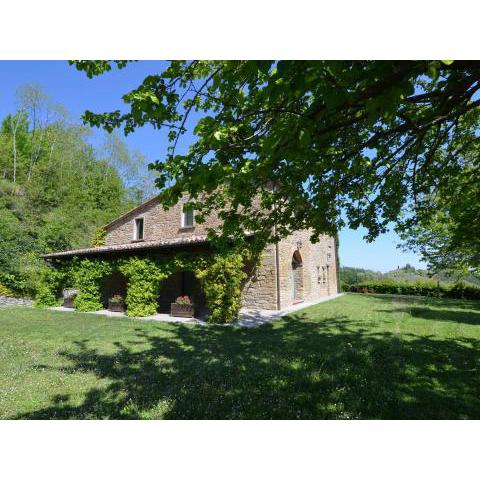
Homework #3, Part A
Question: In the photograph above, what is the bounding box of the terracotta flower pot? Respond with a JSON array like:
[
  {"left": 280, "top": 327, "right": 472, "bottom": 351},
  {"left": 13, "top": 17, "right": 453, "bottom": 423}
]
[{"left": 170, "top": 303, "right": 194, "bottom": 318}]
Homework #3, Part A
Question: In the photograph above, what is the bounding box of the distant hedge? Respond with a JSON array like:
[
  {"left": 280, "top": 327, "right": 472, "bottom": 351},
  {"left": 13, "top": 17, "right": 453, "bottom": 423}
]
[{"left": 346, "top": 279, "right": 480, "bottom": 300}]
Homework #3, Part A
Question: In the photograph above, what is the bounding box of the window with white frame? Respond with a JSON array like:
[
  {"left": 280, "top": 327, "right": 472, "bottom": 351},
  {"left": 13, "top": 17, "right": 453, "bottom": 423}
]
[
  {"left": 134, "top": 217, "right": 144, "bottom": 240},
  {"left": 182, "top": 206, "right": 194, "bottom": 227}
]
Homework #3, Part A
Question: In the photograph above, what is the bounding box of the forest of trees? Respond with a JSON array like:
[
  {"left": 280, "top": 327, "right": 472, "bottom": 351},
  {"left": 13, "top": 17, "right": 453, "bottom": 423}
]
[{"left": 0, "top": 84, "right": 157, "bottom": 296}]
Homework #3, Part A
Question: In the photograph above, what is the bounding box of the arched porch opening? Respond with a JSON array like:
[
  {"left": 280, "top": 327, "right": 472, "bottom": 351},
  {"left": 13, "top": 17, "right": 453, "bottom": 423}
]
[
  {"left": 157, "top": 270, "right": 208, "bottom": 318},
  {"left": 102, "top": 270, "right": 128, "bottom": 308}
]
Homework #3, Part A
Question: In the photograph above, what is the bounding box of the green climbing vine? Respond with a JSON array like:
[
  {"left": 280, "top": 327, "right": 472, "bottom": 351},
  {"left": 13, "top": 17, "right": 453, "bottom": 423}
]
[
  {"left": 72, "top": 258, "right": 113, "bottom": 311},
  {"left": 35, "top": 261, "right": 72, "bottom": 307},
  {"left": 35, "top": 245, "right": 260, "bottom": 323},
  {"left": 118, "top": 257, "right": 166, "bottom": 317},
  {"left": 196, "top": 251, "right": 247, "bottom": 324}
]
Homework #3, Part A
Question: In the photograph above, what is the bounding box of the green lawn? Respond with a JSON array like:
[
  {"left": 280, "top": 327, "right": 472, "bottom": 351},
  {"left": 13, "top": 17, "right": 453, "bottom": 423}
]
[{"left": 1, "top": 293, "right": 479, "bottom": 419}]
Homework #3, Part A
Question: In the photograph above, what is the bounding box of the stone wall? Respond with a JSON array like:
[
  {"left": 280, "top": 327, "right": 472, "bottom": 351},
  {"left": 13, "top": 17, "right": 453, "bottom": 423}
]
[
  {"left": 240, "top": 230, "right": 338, "bottom": 311},
  {"left": 277, "top": 230, "right": 338, "bottom": 308},
  {"left": 241, "top": 244, "right": 278, "bottom": 310},
  {"left": 105, "top": 194, "right": 338, "bottom": 311},
  {"left": 0, "top": 296, "right": 34, "bottom": 307},
  {"left": 106, "top": 195, "right": 223, "bottom": 246}
]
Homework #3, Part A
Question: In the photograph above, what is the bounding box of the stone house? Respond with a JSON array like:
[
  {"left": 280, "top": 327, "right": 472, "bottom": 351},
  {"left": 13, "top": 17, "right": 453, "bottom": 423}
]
[{"left": 44, "top": 194, "right": 339, "bottom": 315}]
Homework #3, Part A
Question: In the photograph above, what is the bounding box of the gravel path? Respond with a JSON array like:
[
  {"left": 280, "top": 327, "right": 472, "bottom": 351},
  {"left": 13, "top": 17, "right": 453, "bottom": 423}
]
[
  {"left": 48, "top": 293, "right": 344, "bottom": 328},
  {"left": 0, "top": 296, "right": 34, "bottom": 307}
]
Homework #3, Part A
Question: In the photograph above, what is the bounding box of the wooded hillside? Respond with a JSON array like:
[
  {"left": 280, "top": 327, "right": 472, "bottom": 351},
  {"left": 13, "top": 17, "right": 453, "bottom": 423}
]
[{"left": 0, "top": 85, "right": 155, "bottom": 295}]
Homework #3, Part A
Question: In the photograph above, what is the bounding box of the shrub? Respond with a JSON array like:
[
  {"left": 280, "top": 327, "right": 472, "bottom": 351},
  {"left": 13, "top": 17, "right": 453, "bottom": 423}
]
[
  {"left": 0, "top": 283, "right": 14, "bottom": 297},
  {"left": 349, "top": 278, "right": 480, "bottom": 300},
  {"left": 444, "top": 282, "right": 480, "bottom": 300},
  {"left": 0, "top": 272, "right": 31, "bottom": 297},
  {"left": 197, "top": 252, "right": 246, "bottom": 324},
  {"left": 35, "top": 265, "right": 69, "bottom": 307}
]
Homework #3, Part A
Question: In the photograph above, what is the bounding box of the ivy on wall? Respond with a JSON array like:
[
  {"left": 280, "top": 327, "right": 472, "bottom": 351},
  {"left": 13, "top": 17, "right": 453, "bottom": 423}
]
[
  {"left": 35, "top": 261, "right": 72, "bottom": 307},
  {"left": 72, "top": 258, "right": 113, "bottom": 312},
  {"left": 35, "top": 247, "right": 255, "bottom": 323},
  {"left": 118, "top": 258, "right": 166, "bottom": 317}
]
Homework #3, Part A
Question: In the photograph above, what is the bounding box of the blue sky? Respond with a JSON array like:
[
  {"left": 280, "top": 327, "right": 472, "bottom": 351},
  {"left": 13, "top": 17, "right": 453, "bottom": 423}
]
[{"left": 0, "top": 60, "right": 425, "bottom": 272}]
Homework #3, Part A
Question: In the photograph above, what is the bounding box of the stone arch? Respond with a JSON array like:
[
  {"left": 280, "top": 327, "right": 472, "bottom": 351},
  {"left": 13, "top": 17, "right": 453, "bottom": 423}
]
[
  {"left": 291, "top": 249, "right": 304, "bottom": 302},
  {"left": 102, "top": 270, "right": 128, "bottom": 308},
  {"left": 157, "top": 269, "right": 208, "bottom": 318},
  {"left": 292, "top": 249, "right": 303, "bottom": 265}
]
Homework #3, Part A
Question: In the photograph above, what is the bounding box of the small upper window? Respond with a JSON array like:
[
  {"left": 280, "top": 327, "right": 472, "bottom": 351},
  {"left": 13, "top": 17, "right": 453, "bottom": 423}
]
[
  {"left": 134, "top": 217, "right": 144, "bottom": 240},
  {"left": 182, "top": 207, "right": 194, "bottom": 228}
]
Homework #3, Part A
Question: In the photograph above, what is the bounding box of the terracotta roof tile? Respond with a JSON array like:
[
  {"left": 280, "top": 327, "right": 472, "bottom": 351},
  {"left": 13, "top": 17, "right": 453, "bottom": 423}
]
[{"left": 43, "top": 235, "right": 210, "bottom": 259}]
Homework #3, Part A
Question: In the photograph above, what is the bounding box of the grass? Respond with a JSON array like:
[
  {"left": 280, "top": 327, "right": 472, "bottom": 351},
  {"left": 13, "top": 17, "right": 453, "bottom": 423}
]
[{"left": 1, "top": 293, "right": 479, "bottom": 419}]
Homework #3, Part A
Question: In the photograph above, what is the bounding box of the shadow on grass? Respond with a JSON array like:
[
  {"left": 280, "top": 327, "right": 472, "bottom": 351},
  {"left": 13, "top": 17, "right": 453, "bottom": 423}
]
[
  {"left": 373, "top": 306, "right": 480, "bottom": 326},
  {"left": 17, "top": 298, "right": 480, "bottom": 419},
  {"left": 367, "top": 293, "right": 480, "bottom": 310},
  {"left": 411, "top": 308, "right": 480, "bottom": 326},
  {"left": 368, "top": 293, "right": 480, "bottom": 326}
]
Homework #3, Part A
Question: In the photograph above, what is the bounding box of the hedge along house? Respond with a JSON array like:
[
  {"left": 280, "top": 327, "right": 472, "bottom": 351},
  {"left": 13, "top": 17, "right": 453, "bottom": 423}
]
[{"left": 41, "top": 193, "right": 340, "bottom": 323}]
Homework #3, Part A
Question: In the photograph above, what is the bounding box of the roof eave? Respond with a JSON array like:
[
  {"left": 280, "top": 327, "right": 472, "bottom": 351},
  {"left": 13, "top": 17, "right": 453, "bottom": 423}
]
[{"left": 42, "top": 237, "right": 210, "bottom": 260}]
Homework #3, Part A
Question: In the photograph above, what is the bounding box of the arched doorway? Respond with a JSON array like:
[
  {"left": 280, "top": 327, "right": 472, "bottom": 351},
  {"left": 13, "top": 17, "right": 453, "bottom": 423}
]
[
  {"left": 102, "top": 271, "right": 128, "bottom": 308},
  {"left": 291, "top": 250, "right": 304, "bottom": 303},
  {"left": 157, "top": 270, "right": 208, "bottom": 318}
]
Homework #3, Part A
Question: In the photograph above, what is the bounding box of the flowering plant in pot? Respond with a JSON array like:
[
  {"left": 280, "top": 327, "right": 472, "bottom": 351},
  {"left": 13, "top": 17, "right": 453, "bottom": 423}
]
[
  {"left": 171, "top": 295, "right": 194, "bottom": 317},
  {"left": 108, "top": 294, "right": 125, "bottom": 312}
]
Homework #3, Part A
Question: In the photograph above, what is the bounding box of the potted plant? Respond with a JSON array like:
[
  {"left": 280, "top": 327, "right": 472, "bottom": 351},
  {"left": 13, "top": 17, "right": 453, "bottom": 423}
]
[
  {"left": 171, "top": 295, "right": 194, "bottom": 317},
  {"left": 62, "top": 288, "right": 78, "bottom": 309},
  {"left": 108, "top": 294, "right": 125, "bottom": 312}
]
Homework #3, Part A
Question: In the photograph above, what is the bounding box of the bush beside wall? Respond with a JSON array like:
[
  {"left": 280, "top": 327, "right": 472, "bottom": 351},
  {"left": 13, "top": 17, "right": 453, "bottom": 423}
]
[
  {"left": 35, "top": 264, "right": 70, "bottom": 307},
  {"left": 0, "top": 283, "right": 15, "bottom": 297},
  {"left": 196, "top": 252, "right": 246, "bottom": 324}
]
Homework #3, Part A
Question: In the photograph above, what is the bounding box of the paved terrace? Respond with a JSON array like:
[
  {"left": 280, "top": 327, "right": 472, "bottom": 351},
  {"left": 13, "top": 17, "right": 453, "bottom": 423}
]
[{"left": 48, "top": 293, "right": 343, "bottom": 328}]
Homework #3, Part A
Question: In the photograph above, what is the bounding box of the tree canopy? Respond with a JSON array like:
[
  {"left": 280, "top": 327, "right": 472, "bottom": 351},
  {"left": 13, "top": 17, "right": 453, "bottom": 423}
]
[
  {"left": 399, "top": 152, "right": 480, "bottom": 275},
  {"left": 71, "top": 60, "right": 480, "bottom": 271}
]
